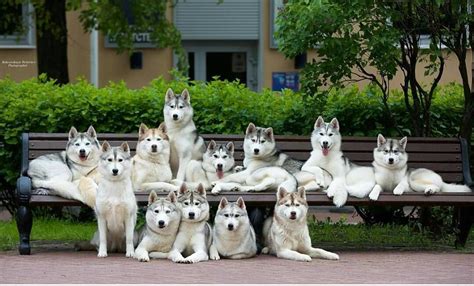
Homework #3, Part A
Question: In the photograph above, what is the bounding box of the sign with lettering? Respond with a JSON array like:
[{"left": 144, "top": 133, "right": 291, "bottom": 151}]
[
  {"left": 104, "top": 32, "right": 157, "bottom": 48},
  {"left": 272, "top": 72, "right": 299, "bottom": 91}
]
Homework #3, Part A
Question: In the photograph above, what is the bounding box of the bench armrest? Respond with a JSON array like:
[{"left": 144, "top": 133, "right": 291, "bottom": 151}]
[
  {"left": 460, "top": 137, "right": 473, "bottom": 187},
  {"left": 16, "top": 176, "right": 32, "bottom": 206}
]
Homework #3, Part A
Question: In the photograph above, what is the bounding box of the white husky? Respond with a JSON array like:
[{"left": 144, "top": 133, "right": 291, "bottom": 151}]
[
  {"left": 134, "top": 191, "right": 180, "bottom": 262},
  {"left": 28, "top": 126, "right": 100, "bottom": 207},
  {"left": 262, "top": 187, "right": 339, "bottom": 262},
  {"left": 92, "top": 141, "right": 137, "bottom": 258},
  {"left": 163, "top": 88, "right": 205, "bottom": 181},
  {"left": 131, "top": 123, "right": 177, "bottom": 192},
  {"left": 185, "top": 140, "right": 236, "bottom": 190},
  {"left": 372, "top": 134, "right": 471, "bottom": 196},
  {"left": 209, "top": 197, "right": 257, "bottom": 260},
  {"left": 168, "top": 183, "right": 212, "bottom": 264}
]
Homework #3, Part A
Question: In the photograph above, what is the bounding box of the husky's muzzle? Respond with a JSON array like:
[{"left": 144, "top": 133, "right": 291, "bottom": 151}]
[
  {"left": 79, "top": 149, "right": 88, "bottom": 160},
  {"left": 227, "top": 223, "right": 234, "bottom": 231}
]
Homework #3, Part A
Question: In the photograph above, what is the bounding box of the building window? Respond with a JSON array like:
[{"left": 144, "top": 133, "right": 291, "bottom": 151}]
[{"left": 0, "top": 3, "right": 35, "bottom": 48}]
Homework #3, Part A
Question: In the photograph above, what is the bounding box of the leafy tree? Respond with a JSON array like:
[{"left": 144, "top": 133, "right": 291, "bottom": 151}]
[
  {"left": 275, "top": 0, "right": 448, "bottom": 137},
  {"left": 1, "top": 0, "right": 187, "bottom": 84}
]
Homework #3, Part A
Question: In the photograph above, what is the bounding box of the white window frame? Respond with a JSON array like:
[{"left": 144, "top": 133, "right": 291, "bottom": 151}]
[{"left": 0, "top": 4, "right": 35, "bottom": 49}]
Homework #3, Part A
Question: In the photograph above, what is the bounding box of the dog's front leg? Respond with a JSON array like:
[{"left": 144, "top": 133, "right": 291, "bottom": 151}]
[
  {"left": 182, "top": 235, "right": 209, "bottom": 264},
  {"left": 368, "top": 184, "right": 382, "bottom": 201},
  {"left": 393, "top": 179, "right": 409, "bottom": 195},
  {"left": 97, "top": 216, "right": 108, "bottom": 258},
  {"left": 148, "top": 251, "right": 169, "bottom": 259},
  {"left": 124, "top": 214, "right": 136, "bottom": 258},
  {"left": 276, "top": 248, "right": 312, "bottom": 262},
  {"left": 168, "top": 248, "right": 186, "bottom": 263},
  {"left": 134, "top": 237, "right": 152, "bottom": 262},
  {"left": 209, "top": 244, "right": 220, "bottom": 260},
  {"left": 327, "top": 178, "right": 348, "bottom": 207},
  {"left": 304, "top": 247, "right": 339, "bottom": 260},
  {"left": 176, "top": 153, "right": 192, "bottom": 181}
]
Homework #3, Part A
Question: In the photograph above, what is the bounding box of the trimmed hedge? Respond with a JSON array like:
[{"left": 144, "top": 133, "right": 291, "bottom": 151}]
[{"left": 0, "top": 76, "right": 466, "bottom": 190}]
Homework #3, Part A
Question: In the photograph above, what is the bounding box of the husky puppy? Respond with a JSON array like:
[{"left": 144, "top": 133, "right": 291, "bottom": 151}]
[
  {"left": 185, "top": 140, "right": 236, "bottom": 190},
  {"left": 211, "top": 123, "right": 297, "bottom": 193},
  {"left": 372, "top": 134, "right": 471, "bottom": 196},
  {"left": 209, "top": 197, "right": 257, "bottom": 260},
  {"left": 163, "top": 88, "right": 206, "bottom": 181},
  {"left": 134, "top": 191, "right": 181, "bottom": 262},
  {"left": 262, "top": 187, "right": 339, "bottom": 262},
  {"left": 92, "top": 141, "right": 137, "bottom": 258},
  {"left": 131, "top": 123, "right": 177, "bottom": 192},
  {"left": 27, "top": 126, "right": 100, "bottom": 206},
  {"left": 168, "top": 183, "right": 212, "bottom": 264}
]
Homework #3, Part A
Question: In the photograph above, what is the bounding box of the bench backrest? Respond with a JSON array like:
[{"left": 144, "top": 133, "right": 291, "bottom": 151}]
[{"left": 22, "top": 133, "right": 469, "bottom": 184}]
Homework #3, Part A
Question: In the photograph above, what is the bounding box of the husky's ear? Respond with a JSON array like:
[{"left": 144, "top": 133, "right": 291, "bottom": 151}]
[
  {"left": 207, "top": 140, "right": 217, "bottom": 151},
  {"left": 179, "top": 183, "right": 188, "bottom": 196},
  {"left": 399, "top": 136, "right": 408, "bottom": 150},
  {"left": 236, "top": 197, "right": 246, "bottom": 210},
  {"left": 165, "top": 88, "right": 174, "bottom": 102},
  {"left": 181, "top": 88, "right": 190, "bottom": 104},
  {"left": 218, "top": 197, "right": 228, "bottom": 210},
  {"left": 377, "top": 134, "right": 386, "bottom": 148},
  {"left": 246, "top": 123, "right": 256, "bottom": 135},
  {"left": 68, "top": 127, "right": 78, "bottom": 140},
  {"left": 226, "top": 141, "right": 234, "bottom": 154},
  {"left": 101, "top": 141, "right": 111, "bottom": 152},
  {"left": 329, "top": 118, "right": 339, "bottom": 131},
  {"left": 196, "top": 183, "right": 206, "bottom": 197},
  {"left": 297, "top": 186, "right": 306, "bottom": 200},
  {"left": 139, "top": 123, "right": 148, "bottom": 140},
  {"left": 264, "top": 127, "right": 274, "bottom": 141},
  {"left": 158, "top": 122, "right": 167, "bottom": 134},
  {"left": 120, "top": 142, "right": 130, "bottom": 155},
  {"left": 314, "top": 116, "right": 325, "bottom": 129},
  {"left": 277, "top": 187, "right": 288, "bottom": 201},
  {"left": 167, "top": 191, "right": 177, "bottom": 204},
  {"left": 87, "top": 126, "right": 97, "bottom": 139},
  {"left": 148, "top": 191, "right": 158, "bottom": 205}
]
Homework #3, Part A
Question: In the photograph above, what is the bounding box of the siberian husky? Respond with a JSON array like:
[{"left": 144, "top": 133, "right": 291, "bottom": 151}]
[
  {"left": 302, "top": 116, "right": 374, "bottom": 207},
  {"left": 28, "top": 126, "right": 100, "bottom": 207},
  {"left": 131, "top": 123, "right": 177, "bottom": 192},
  {"left": 168, "top": 183, "right": 212, "bottom": 264},
  {"left": 262, "top": 187, "right": 339, "bottom": 262},
  {"left": 92, "top": 141, "right": 137, "bottom": 258},
  {"left": 163, "top": 88, "right": 205, "bottom": 181},
  {"left": 209, "top": 197, "right": 257, "bottom": 260},
  {"left": 185, "top": 140, "right": 236, "bottom": 190},
  {"left": 211, "top": 123, "right": 297, "bottom": 194},
  {"left": 134, "top": 191, "right": 181, "bottom": 262},
  {"left": 372, "top": 134, "right": 471, "bottom": 196}
]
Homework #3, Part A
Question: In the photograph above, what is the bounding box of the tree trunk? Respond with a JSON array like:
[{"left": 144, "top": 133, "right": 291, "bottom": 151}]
[{"left": 34, "top": 0, "right": 69, "bottom": 84}]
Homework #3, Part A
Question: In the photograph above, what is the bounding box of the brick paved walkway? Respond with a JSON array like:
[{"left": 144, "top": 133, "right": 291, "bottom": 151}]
[{"left": 0, "top": 247, "right": 472, "bottom": 283}]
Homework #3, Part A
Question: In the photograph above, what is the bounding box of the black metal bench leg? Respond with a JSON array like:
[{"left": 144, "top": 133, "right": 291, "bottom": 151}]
[
  {"left": 455, "top": 207, "right": 473, "bottom": 248},
  {"left": 248, "top": 207, "right": 265, "bottom": 253},
  {"left": 16, "top": 176, "right": 32, "bottom": 255}
]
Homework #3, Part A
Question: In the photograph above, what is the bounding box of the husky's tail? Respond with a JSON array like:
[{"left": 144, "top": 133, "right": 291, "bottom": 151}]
[
  {"left": 346, "top": 181, "right": 376, "bottom": 198},
  {"left": 140, "top": 182, "right": 179, "bottom": 193},
  {"left": 441, "top": 183, "right": 471, "bottom": 193}
]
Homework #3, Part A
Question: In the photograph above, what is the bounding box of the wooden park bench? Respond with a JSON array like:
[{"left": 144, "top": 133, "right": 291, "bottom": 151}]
[{"left": 16, "top": 133, "right": 474, "bottom": 254}]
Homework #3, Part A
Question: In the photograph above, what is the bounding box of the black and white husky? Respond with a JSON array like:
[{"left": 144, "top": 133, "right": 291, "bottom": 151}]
[
  {"left": 371, "top": 134, "right": 471, "bottom": 196},
  {"left": 28, "top": 126, "right": 100, "bottom": 206},
  {"left": 163, "top": 88, "right": 206, "bottom": 181}
]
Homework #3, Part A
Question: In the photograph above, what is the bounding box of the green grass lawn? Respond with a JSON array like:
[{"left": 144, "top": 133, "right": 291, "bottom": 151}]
[{"left": 1, "top": 217, "right": 472, "bottom": 252}]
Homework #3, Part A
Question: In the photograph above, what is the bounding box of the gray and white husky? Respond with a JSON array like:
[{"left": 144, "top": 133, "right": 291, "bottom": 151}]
[
  {"left": 209, "top": 197, "right": 257, "bottom": 260},
  {"left": 163, "top": 88, "right": 206, "bottom": 181},
  {"left": 28, "top": 126, "right": 100, "bottom": 207},
  {"left": 262, "top": 187, "right": 339, "bottom": 262},
  {"left": 211, "top": 123, "right": 298, "bottom": 193},
  {"left": 302, "top": 116, "right": 375, "bottom": 207},
  {"left": 131, "top": 123, "right": 177, "bottom": 192},
  {"left": 134, "top": 190, "right": 181, "bottom": 262},
  {"left": 185, "top": 140, "right": 236, "bottom": 190},
  {"left": 168, "top": 183, "right": 212, "bottom": 264},
  {"left": 92, "top": 141, "right": 138, "bottom": 258},
  {"left": 372, "top": 134, "right": 471, "bottom": 196}
]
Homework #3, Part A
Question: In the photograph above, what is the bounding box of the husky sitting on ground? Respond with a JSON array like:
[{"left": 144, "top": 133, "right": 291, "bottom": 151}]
[
  {"left": 211, "top": 123, "right": 298, "bottom": 194},
  {"left": 134, "top": 191, "right": 181, "bottom": 262},
  {"left": 168, "top": 183, "right": 212, "bottom": 264},
  {"left": 163, "top": 88, "right": 206, "bottom": 181},
  {"left": 372, "top": 134, "right": 471, "bottom": 196},
  {"left": 209, "top": 197, "right": 257, "bottom": 260},
  {"left": 262, "top": 187, "right": 339, "bottom": 262},
  {"left": 28, "top": 126, "right": 100, "bottom": 207},
  {"left": 185, "top": 140, "right": 236, "bottom": 190},
  {"left": 92, "top": 141, "right": 138, "bottom": 258},
  {"left": 131, "top": 123, "right": 177, "bottom": 192}
]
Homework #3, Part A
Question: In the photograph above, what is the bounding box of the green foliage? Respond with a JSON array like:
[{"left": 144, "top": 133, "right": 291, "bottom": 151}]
[{"left": 0, "top": 77, "right": 466, "bottom": 191}]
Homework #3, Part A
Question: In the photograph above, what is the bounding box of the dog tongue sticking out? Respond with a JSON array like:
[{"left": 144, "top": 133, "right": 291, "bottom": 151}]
[
  {"left": 322, "top": 147, "right": 329, "bottom": 156},
  {"left": 216, "top": 169, "right": 224, "bottom": 179}
]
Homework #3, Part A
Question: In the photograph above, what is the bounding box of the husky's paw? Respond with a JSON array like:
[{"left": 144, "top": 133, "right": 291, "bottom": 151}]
[
  {"left": 325, "top": 252, "right": 340, "bottom": 260},
  {"left": 261, "top": 247, "right": 269, "bottom": 254},
  {"left": 32, "top": 188, "right": 50, "bottom": 195},
  {"left": 326, "top": 186, "right": 336, "bottom": 198},
  {"left": 126, "top": 250, "right": 135, "bottom": 258},
  {"left": 209, "top": 252, "right": 220, "bottom": 261},
  {"left": 424, "top": 186, "right": 440, "bottom": 195},
  {"left": 332, "top": 191, "right": 348, "bottom": 208},
  {"left": 211, "top": 185, "right": 221, "bottom": 195},
  {"left": 296, "top": 254, "right": 312, "bottom": 262},
  {"left": 393, "top": 185, "right": 405, "bottom": 196},
  {"left": 368, "top": 191, "right": 380, "bottom": 201},
  {"left": 234, "top": 166, "right": 245, "bottom": 173},
  {"left": 134, "top": 252, "right": 150, "bottom": 262},
  {"left": 97, "top": 251, "right": 108, "bottom": 258},
  {"left": 240, "top": 186, "right": 254, "bottom": 192}
]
